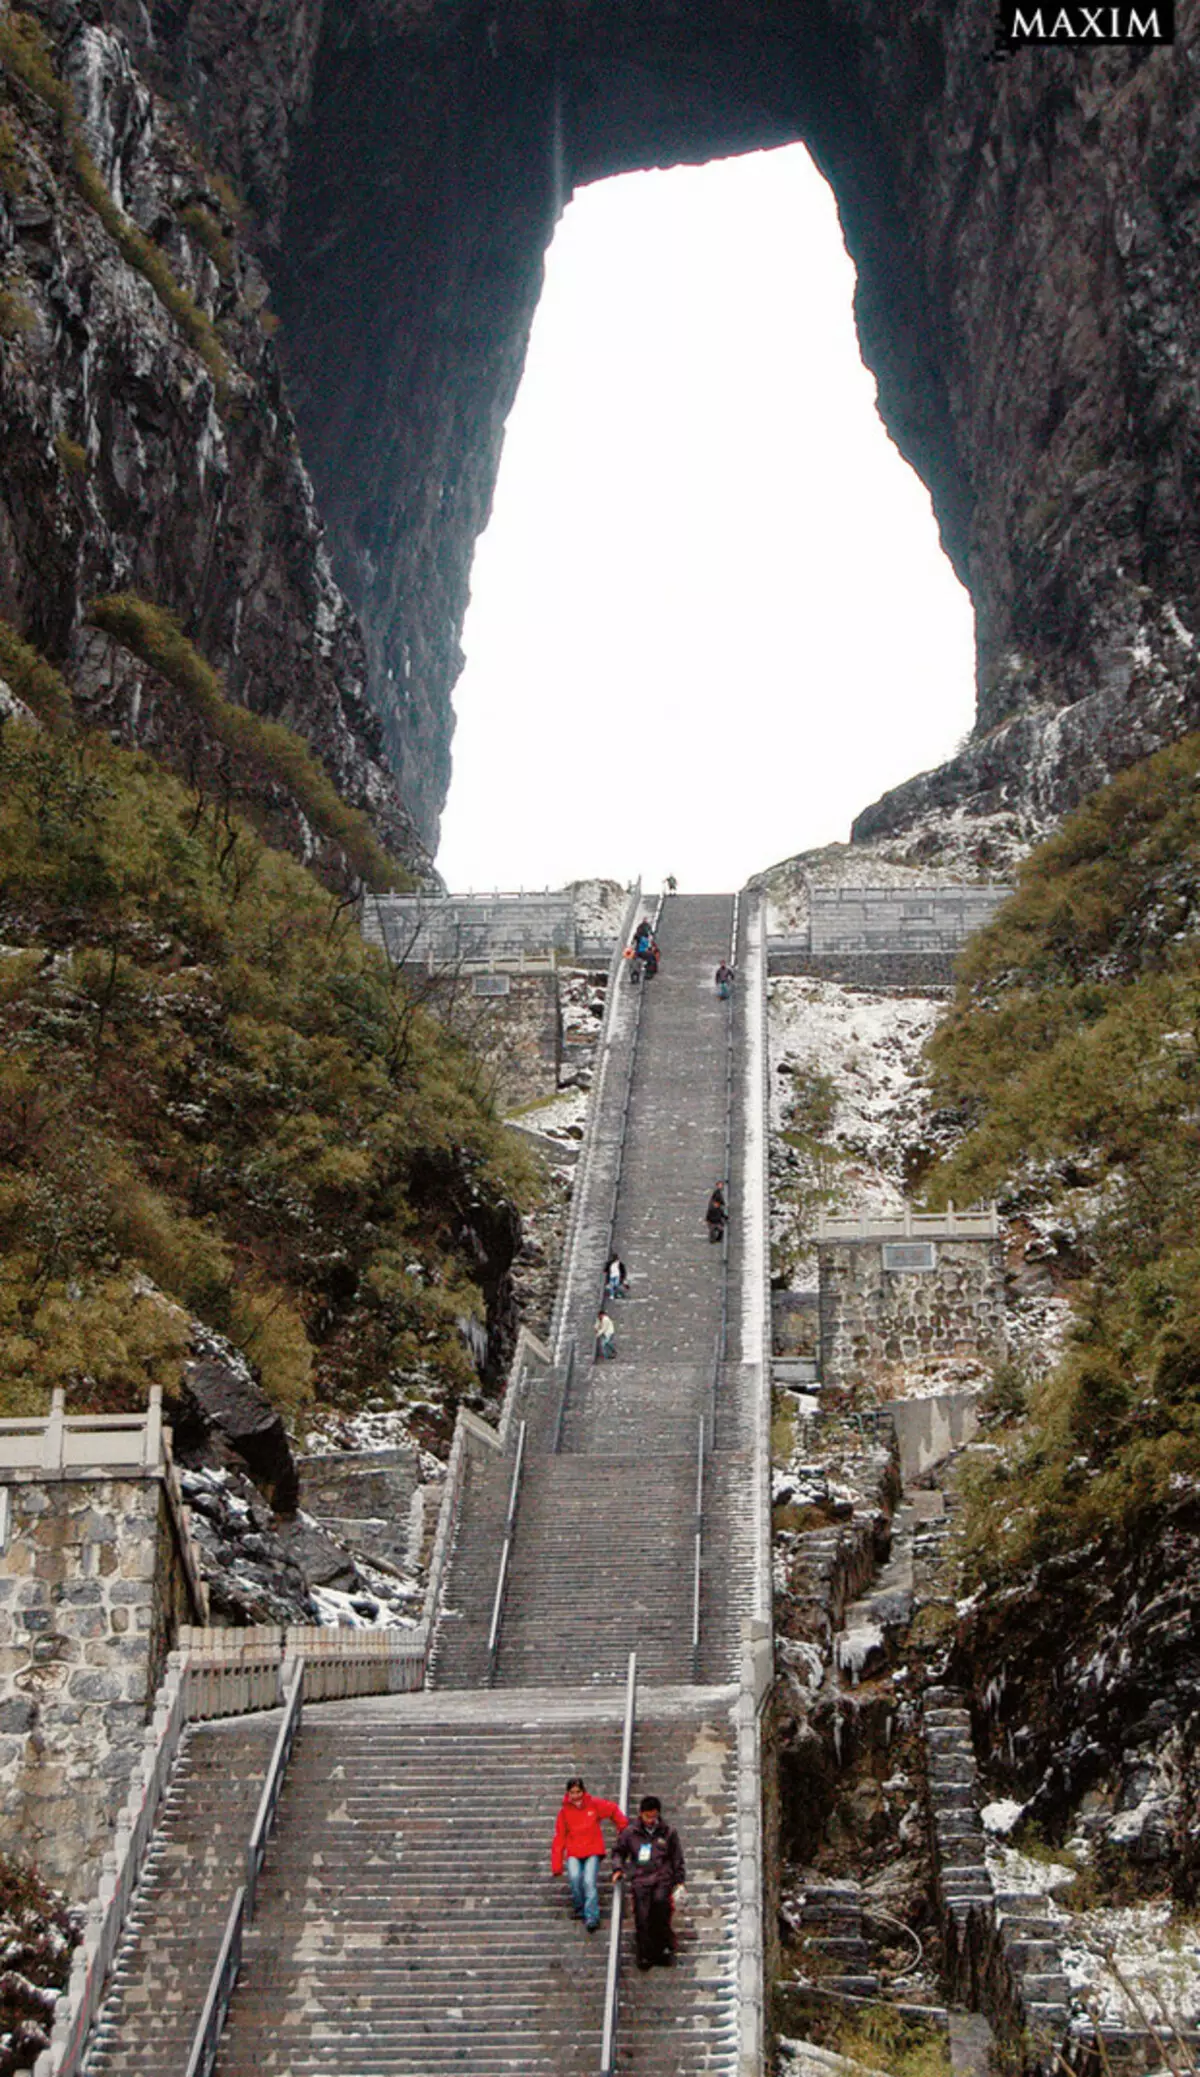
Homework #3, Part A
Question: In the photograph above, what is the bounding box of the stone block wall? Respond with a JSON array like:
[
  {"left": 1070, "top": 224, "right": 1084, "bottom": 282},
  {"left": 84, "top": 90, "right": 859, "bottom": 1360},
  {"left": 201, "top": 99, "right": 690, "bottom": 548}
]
[
  {"left": 417, "top": 969, "right": 563, "bottom": 1110},
  {"left": 0, "top": 1469, "right": 199, "bottom": 1895},
  {"left": 818, "top": 1236, "right": 1006, "bottom": 1388}
]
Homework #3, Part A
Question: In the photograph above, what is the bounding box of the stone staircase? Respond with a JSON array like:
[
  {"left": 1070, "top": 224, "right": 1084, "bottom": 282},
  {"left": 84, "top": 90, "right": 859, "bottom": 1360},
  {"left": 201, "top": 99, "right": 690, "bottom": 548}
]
[
  {"left": 75, "top": 896, "right": 761, "bottom": 2077},
  {"left": 793, "top": 1880, "right": 882, "bottom": 1999},
  {"left": 209, "top": 1689, "right": 739, "bottom": 2077},
  {"left": 81, "top": 1715, "right": 281, "bottom": 2076}
]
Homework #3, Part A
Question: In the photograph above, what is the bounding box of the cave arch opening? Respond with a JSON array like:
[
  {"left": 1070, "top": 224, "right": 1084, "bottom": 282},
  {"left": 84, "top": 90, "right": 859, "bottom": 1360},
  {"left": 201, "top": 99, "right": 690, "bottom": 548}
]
[{"left": 435, "top": 143, "right": 976, "bottom": 893}]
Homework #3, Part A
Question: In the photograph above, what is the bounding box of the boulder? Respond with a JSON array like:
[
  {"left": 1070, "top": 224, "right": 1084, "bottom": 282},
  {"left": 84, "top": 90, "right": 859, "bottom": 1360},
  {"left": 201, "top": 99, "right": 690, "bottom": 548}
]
[{"left": 169, "top": 1328, "right": 300, "bottom": 1513}]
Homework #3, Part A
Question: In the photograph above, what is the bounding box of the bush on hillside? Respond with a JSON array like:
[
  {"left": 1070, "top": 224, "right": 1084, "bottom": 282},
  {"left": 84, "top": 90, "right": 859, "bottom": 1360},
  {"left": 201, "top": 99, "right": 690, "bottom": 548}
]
[
  {"left": 925, "top": 731, "right": 1200, "bottom": 1576},
  {"left": 85, "top": 593, "right": 404, "bottom": 893},
  {"left": 0, "top": 718, "right": 532, "bottom": 1427}
]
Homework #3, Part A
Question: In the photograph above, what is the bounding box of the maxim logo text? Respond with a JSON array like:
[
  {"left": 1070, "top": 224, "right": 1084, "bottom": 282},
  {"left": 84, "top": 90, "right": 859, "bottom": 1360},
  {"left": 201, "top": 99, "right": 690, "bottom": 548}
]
[{"left": 994, "top": 1, "right": 1174, "bottom": 48}]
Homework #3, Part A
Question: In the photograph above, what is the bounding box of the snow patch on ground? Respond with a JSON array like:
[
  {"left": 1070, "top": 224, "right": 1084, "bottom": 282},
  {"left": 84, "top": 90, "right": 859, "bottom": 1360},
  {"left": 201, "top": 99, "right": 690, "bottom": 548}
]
[
  {"left": 769, "top": 978, "right": 942, "bottom": 1171},
  {"left": 769, "top": 976, "right": 944, "bottom": 1292},
  {"left": 777, "top": 2041, "right": 893, "bottom": 2077}
]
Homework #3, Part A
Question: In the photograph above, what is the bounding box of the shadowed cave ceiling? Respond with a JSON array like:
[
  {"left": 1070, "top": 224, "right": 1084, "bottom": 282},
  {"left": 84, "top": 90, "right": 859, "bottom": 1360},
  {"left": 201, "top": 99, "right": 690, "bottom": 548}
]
[{"left": 20, "top": 0, "right": 1200, "bottom": 856}]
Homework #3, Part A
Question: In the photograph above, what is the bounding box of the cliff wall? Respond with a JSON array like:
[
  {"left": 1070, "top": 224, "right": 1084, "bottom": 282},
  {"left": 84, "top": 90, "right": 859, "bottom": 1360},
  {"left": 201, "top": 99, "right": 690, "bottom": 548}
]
[{"left": 6, "top": 0, "right": 1200, "bottom": 853}]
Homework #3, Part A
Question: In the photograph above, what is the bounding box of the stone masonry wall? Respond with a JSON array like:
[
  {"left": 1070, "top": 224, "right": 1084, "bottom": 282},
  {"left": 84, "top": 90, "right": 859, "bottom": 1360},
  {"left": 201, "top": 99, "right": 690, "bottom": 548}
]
[
  {"left": 418, "top": 971, "right": 563, "bottom": 1111},
  {"left": 0, "top": 1470, "right": 196, "bottom": 1896},
  {"left": 818, "top": 1238, "right": 1006, "bottom": 1389}
]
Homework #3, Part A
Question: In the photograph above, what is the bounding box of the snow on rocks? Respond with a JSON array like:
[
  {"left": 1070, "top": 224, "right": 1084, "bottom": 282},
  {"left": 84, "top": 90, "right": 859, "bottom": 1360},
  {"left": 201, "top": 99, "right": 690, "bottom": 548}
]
[
  {"left": 981, "top": 1798, "right": 1026, "bottom": 1836},
  {"left": 987, "top": 1842, "right": 1200, "bottom": 2032},
  {"left": 769, "top": 974, "right": 944, "bottom": 1288},
  {"left": 770, "top": 977, "right": 941, "bottom": 1186},
  {"left": 565, "top": 877, "right": 630, "bottom": 942}
]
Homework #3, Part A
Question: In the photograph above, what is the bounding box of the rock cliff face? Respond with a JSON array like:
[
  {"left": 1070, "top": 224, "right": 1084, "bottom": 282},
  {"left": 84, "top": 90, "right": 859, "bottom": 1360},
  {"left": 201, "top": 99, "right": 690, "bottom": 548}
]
[
  {"left": 0, "top": 0, "right": 429, "bottom": 877},
  {"left": 6, "top": 0, "right": 1200, "bottom": 853}
]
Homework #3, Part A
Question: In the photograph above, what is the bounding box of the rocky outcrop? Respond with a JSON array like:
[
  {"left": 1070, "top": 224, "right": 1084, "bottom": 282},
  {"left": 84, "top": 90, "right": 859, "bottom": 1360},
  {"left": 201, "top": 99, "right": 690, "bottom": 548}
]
[
  {"left": 951, "top": 1492, "right": 1200, "bottom": 1901},
  {"left": 169, "top": 1327, "right": 300, "bottom": 1512}
]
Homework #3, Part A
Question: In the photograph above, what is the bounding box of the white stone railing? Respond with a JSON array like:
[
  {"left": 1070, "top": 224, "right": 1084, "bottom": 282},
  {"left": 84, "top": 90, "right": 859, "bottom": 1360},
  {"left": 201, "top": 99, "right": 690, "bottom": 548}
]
[
  {"left": 816, "top": 1203, "right": 1000, "bottom": 1240},
  {"left": 0, "top": 1386, "right": 165, "bottom": 1470},
  {"left": 0, "top": 1387, "right": 209, "bottom": 1621}
]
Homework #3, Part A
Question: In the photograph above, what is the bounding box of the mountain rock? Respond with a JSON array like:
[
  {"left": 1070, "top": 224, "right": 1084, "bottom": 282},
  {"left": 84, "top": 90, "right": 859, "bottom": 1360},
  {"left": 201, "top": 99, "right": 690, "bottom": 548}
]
[{"left": 65, "top": 0, "right": 1198, "bottom": 854}]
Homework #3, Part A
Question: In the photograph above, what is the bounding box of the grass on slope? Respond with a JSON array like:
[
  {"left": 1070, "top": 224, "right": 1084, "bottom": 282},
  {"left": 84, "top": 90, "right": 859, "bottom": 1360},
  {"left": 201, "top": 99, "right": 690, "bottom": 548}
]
[
  {"left": 0, "top": 720, "right": 533, "bottom": 1427},
  {"left": 925, "top": 732, "right": 1200, "bottom": 1577}
]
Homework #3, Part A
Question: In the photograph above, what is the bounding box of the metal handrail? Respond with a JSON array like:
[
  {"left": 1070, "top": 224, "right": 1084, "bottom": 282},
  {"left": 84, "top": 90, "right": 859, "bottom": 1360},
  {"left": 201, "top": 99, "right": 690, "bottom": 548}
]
[
  {"left": 708, "top": 891, "right": 738, "bottom": 1451},
  {"left": 600, "top": 1651, "right": 638, "bottom": 2077},
  {"left": 551, "top": 1339, "right": 576, "bottom": 1456},
  {"left": 485, "top": 1418, "right": 527, "bottom": 1684},
  {"left": 550, "top": 879, "right": 641, "bottom": 1358},
  {"left": 691, "top": 1421, "right": 705, "bottom": 1681},
  {"left": 246, "top": 1657, "right": 304, "bottom": 1913},
  {"left": 602, "top": 889, "right": 664, "bottom": 1277},
  {"left": 183, "top": 1655, "right": 305, "bottom": 2077},
  {"left": 184, "top": 1887, "right": 244, "bottom": 2077}
]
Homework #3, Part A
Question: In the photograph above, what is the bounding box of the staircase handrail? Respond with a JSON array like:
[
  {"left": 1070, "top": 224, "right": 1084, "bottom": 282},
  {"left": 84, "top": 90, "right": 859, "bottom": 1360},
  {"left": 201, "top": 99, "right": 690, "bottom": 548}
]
[
  {"left": 485, "top": 1418, "right": 527, "bottom": 1685},
  {"left": 709, "top": 890, "right": 738, "bottom": 1449},
  {"left": 550, "top": 1337, "right": 576, "bottom": 1455},
  {"left": 183, "top": 1886, "right": 245, "bottom": 2077},
  {"left": 184, "top": 1656, "right": 305, "bottom": 2077},
  {"left": 549, "top": 879, "right": 641, "bottom": 1357},
  {"left": 246, "top": 1656, "right": 305, "bottom": 1914},
  {"left": 691, "top": 1420, "right": 705, "bottom": 1682},
  {"left": 600, "top": 889, "right": 664, "bottom": 1272},
  {"left": 600, "top": 1650, "right": 637, "bottom": 2077}
]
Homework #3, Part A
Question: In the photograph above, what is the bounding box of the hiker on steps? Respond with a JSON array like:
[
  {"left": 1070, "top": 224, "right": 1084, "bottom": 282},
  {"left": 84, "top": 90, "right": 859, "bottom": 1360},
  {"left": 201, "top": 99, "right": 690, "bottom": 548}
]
[
  {"left": 550, "top": 1777, "right": 628, "bottom": 1933},
  {"left": 594, "top": 1308, "right": 616, "bottom": 1360},
  {"left": 705, "top": 1183, "right": 728, "bottom": 1244},
  {"left": 605, "top": 1254, "right": 628, "bottom": 1301},
  {"left": 612, "top": 1796, "right": 687, "bottom": 1969},
  {"left": 714, "top": 960, "right": 734, "bottom": 1000}
]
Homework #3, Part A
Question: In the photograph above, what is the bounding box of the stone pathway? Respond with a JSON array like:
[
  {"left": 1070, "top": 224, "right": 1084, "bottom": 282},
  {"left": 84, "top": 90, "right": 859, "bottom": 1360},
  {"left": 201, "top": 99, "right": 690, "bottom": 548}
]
[{"left": 82, "top": 895, "right": 764, "bottom": 2077}]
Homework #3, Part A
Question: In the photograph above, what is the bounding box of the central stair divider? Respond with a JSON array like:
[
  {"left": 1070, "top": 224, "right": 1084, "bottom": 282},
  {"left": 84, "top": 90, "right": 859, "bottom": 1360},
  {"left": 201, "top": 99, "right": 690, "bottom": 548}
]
[
  {"left": 182, "top": 1655, "right": 305, "bottom": 2077},
  {"left": 485, "top": 1418, "right": 527, "bottom": 1685},
  {"left": 600, "top": 1651, "right": 637, "bottom": 2077},
  {"left": 692, "top": 1420, "right": 705, "bottom": 1681}
]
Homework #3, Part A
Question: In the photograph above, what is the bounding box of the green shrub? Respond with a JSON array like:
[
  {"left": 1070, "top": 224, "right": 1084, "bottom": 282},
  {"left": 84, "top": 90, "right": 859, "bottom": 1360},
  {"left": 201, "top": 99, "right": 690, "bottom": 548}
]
[
  {"left": 177, "top": 200, "right": 234, "bottom": 282},
  {"left": 0, "top": 719, "right": 530, "bottom": 1428},
  {"left": 53, "top": 429, "right": 87, "bottom": 475},
  {"left": 0, "top": 282, "right": 36, "bottom": 339},
  {"left": 0, "top": 616, "right": 72, "bottom": 726},
  {"left": 928, "top": 730, "right": 1200, "bottom": 1573},
  {"left": 0, "top": 116, "right": 27, "bottom": 196},
  {"left": 85, "top": 592, "right": 404, "bottom": 891}
]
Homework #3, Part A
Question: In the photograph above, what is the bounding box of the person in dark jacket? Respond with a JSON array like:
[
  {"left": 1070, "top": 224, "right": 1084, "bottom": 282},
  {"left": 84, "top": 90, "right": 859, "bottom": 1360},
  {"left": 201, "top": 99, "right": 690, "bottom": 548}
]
[
  {"left": 550, "top": 1777, "right": 628, "bottom": 1931},
  {"left": 612, "top": 1796, "right": 687, "bottom": 1968},
  {"left": 705, "top": 1183, "right": 728, "bottom": 1243}
]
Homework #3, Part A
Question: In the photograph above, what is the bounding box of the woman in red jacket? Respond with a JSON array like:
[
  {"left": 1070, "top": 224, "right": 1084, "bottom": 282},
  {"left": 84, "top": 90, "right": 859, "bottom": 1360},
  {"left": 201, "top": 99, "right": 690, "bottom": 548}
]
[{"left": 549, "top": 1777, "right": 628, "bottom": 1932}]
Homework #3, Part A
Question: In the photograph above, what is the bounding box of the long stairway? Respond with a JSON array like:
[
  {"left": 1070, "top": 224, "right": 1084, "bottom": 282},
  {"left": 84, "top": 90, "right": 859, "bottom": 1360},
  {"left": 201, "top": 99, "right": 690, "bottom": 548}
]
[{"left": 83, "top": 896, "right": 765, "bottom": 2077}]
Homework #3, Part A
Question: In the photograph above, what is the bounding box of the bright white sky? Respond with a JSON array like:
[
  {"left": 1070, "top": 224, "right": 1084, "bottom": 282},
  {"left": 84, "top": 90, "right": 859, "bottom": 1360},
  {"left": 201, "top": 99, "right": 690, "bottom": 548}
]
[{"left": 436, "top": 143, "right": 975, "bottom": 896}]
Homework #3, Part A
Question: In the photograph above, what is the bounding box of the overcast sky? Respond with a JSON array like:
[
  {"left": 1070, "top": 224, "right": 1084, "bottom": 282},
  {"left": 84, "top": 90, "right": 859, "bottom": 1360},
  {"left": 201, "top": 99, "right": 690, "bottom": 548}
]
[{"left": 436, "top": 143, "right": 975, "bottom": 896}]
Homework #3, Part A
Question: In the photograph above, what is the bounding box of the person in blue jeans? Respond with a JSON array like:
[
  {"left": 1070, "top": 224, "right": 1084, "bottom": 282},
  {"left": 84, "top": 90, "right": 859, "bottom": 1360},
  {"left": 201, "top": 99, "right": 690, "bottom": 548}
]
[{"left": 550, "top": 1778, "right": 628, "bottom": 1931}]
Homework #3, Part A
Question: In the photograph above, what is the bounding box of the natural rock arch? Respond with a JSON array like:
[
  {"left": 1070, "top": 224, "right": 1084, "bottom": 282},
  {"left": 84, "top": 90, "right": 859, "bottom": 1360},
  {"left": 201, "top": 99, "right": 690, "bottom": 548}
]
[{"left": 140, "top": 0, "right": 1200, "bottom": 853}]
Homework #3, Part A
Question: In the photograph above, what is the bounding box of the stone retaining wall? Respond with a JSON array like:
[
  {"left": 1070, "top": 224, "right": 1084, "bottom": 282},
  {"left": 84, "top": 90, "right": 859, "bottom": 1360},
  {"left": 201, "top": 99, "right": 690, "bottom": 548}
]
[
  {"left": 818, "top": 1236, "right": 1006, "bottom": 1388},
  {"left": 0, "top": 1469, "right": 200, "bottom": 1892},
  {"left": 768, "top": 949, "right": 958, "bottom": 989}
]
